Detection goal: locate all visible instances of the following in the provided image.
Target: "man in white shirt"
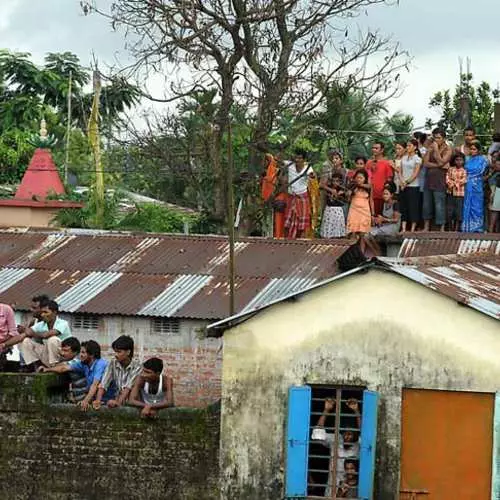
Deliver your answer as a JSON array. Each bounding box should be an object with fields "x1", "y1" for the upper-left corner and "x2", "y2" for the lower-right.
[
  {"x1": 19, "y1": 300, "x2": 72, "y2": 370},
  {"x1": 282, "y1": 148, "x2": 316, "y2": 238}
]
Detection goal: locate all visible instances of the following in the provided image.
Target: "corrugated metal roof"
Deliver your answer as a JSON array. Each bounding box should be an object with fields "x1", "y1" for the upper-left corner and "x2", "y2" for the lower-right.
[
  {"x1": 0, "y1": 268, "x2": 35, "y2": 294},
  {"x1": 383, "y1": 254, "x2": 500, "y2": 319},
  {"x1": 56, "y1": 272, "x2": 122, "y2": 312},
  {"x1": 398, "y1": 233, "x2": 500, "y2": 258},
  {"x1": 0, "y1": 229, "x2": 352, "y2": 319},
  {"x1": 138, "y1": 274, "x2": 212, "y2": 317}
]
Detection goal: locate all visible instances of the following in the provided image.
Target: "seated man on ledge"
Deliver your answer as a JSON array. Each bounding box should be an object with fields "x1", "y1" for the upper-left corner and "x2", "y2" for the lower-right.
[
  {"x1": 20, "y1": 300, "x2": 72, "y2": 371},
  {"x1": 93, "y1": 335, "x2": 141, "y2": 410},
  {"x1": 129, "y1": 357, "x2": 174, "y2": 418},
  {"x1": 42, "y1": 339, "x2": 114, "y2": 408}
]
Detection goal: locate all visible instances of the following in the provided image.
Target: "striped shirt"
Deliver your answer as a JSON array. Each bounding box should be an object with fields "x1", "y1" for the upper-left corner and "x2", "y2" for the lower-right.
[{"x1": 100, "y1": 358, "x2": 142, "y2": 393}]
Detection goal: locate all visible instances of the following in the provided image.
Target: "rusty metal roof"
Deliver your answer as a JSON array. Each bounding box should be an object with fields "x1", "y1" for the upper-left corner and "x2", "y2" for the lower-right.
[
  {"x1": 382, "y1": 254, "x2": 500, "y2": 319},
  {"x1": 398, "y1": 232, "x2": 500, "y2": 258},
  {"x1": 208, "y1": 253, "x2": 500, "y2": 335},
  {"x1": 0, "y1": 228, "x2": 351, "y2": 319}
]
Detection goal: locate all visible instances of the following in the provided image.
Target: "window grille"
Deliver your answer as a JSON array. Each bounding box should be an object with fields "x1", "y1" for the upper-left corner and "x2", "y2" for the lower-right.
[
  {"x1": 286, "y1": 384, "x2": 379, "y2": 499},
  {"x1": 151, "y1": 318, "x2": 180, "y2": 335},
  {"x1": 72, "y1": 314, "x2": 100, "y2": 330}
]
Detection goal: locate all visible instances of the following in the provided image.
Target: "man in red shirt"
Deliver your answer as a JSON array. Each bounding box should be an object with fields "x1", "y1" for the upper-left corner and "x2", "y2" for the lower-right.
[{"x1": 366, "y1": 142, "x2": 394, "y2": 215}]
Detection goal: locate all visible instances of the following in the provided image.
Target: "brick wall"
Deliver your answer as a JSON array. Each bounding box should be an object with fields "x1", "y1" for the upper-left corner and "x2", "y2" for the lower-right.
[
  {"x1": 0, "y1": 374, "x2": 220, "y2": 500},
  {"x1": 16, "y1": 313, "x2": 222, "y2": 408}
]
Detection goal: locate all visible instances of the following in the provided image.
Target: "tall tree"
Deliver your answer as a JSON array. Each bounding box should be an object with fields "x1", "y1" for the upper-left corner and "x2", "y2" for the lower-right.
[
  {"x1": 426, "y1": 72, "x2": 500, "y2": 140},
  {"x1": 82, "y1": 0, "x2": 409, "y2": 218}
]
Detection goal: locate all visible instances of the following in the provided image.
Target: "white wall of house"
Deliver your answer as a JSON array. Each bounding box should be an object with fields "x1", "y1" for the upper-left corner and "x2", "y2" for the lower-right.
[{"x1": 219, "y1": 269, "x2": 500, "y2": 499}]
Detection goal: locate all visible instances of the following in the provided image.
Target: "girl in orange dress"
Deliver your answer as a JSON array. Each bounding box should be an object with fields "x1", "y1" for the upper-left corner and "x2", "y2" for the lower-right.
[
  {"x1": 347, "y1": 169, "x2": 373, "y2": 235},
  {"x1": 261, "y1": 153, "x2": 287, "y2": 238}
]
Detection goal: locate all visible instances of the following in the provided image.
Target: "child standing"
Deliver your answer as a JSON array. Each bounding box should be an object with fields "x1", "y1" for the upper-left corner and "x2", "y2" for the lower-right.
[
  {"x1": 347, "y1": 169, "x2": 372, "y2": 235},
  {"x1": 488, "y1": 155, "x2": 500, "y2": 232},
  {"x1": 446, "y1": 152, "x2": 467, "y2": 232},
  {"x1": 320, "y1": 172, "x2": 347, "y2": 238}
]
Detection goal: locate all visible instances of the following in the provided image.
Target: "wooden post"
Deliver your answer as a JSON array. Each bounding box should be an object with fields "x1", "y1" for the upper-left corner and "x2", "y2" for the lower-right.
[
  {"x1": 227, "y1": 121, "x2": 236, "y2": 316},
  {"x1": 64, "y1": 71, "x2": 73, "y2": 184}
]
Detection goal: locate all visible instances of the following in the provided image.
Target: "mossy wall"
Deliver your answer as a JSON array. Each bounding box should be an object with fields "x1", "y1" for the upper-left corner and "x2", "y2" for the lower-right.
[{"x1": 0, "y1": 374, "x2": 220, "y2": 500}]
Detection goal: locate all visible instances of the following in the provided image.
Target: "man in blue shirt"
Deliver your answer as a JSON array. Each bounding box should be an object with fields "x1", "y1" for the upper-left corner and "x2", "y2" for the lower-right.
[{"x1": 44, "y1": 339, "x2": 114, "y2": 409}]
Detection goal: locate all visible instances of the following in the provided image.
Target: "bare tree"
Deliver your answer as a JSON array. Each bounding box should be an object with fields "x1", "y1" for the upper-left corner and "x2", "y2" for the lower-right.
[{"x1": 82, "y1": 0, "x2": 409, "y2": 213}]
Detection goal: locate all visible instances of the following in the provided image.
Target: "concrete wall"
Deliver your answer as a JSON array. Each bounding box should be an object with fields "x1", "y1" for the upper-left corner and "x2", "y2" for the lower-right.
[
  {"x1": 220, "y1": 269, "x2": 500, "y2": 499},
  {"x1": 0, "y1": 374, "x2": 220, "y2": 500},
  {"x1": 15, "y1": 313, "x2": 222, "y2": 408},
  {"x1": 0, "y1": 206, "x2": 58, "y2": 227}
]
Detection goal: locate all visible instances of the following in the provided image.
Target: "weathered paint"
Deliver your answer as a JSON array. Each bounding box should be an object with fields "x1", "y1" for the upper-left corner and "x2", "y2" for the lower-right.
[
  {"x1": 220, "y1": 269, "x2": 500, "y2": 499},
  {"x1": 493, "y1": 393, "x2": 500, "y2": 500},
  {"x1": 400, "y1": 388, "x2": 494, "y2": 499}
]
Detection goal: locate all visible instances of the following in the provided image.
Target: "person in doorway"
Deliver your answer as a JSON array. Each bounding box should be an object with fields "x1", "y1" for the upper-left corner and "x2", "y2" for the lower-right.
[
  {"x1": 320, "y1": 172, "x2": 347, "y2": 238},
  {"x1": 129, "y1": 357, "x2": 174, "y2": 418},
  {"x1": 336, "y1": 459, "x2": 359, "y2": 498},
  {"x1": 457, "y1": 127, "x2": 476, "y2": 157},
  {"x1": 370, "y1": 182, "x2": 401, "y2": 237},
  {"x1": 399, "y1": 139, "x2": 422, "y2": 232},
  {"x1": 423, "y1": 128, "x2": 452, "y2": 231},
  {"x1": 462, "y1": 141, "x2": 488, "y2": 232},
  {"x1": 19, "y1": 300, "x2": 71, "y2": 370},
  {"x1": 312, "y1": 398, "x2": 361, "y2": 497},
  {"x1": 0, "y1": 303, "x2": 18, "y2": 372},
  {"x1": 366, "y1": 142, "x2": 393, "y2": 215},
  {"x1": 445, "y1": 152, "x2": 467, "y2": 231},
  {"x1": 283, "y1": 148, "x2": 317, "y2": 239},
  {"x1": 93, "y1": 335, "x2": 141, "y2": 409},
  {"x1": 487, "y1": 155, "x2": 500, "y2": 232}
]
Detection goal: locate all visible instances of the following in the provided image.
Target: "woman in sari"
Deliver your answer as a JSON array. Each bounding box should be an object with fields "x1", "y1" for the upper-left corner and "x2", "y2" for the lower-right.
[
  {"x1": 261, "y1": 153, "x2": 287, "y2": 238},
  {"x1": 462, "y1": 141, "x2": 488, "y2": 232}
]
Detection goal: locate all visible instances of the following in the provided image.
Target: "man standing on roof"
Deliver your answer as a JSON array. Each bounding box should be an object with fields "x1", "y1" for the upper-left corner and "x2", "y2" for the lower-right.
[
  {"x1": 19, "y1": 299, "x2": 72, "y2": 371},
  {"x1": 366, "y1": 142, "x2": 394, "y2": 216}
]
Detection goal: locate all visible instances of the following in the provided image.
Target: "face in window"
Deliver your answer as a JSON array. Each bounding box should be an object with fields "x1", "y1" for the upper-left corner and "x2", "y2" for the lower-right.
[{"x1": 344, "y1": 461, "x2": 358, "y2": 482}]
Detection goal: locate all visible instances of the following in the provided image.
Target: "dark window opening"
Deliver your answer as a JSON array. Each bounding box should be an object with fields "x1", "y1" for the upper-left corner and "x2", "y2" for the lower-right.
[{"x1": 307, "y1": 385, "x2": 365, "y2": 499}]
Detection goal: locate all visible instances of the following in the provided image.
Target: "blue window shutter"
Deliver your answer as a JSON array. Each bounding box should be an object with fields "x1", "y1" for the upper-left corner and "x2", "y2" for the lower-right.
[
  {"x1": 285, "y1": 385, "x2": 311, "y2": 498},
  {"x1": 358, "y1": 390, "x2": 380, "y2": 500},
  {"x1": 492, "y1": 392, "x2": 500, "y2": 500}
]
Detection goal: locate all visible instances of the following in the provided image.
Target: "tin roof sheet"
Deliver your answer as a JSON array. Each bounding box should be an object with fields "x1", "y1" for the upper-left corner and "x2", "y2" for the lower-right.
[
  {"x1": 0, "y1": 229, "x2": 351, "y2": 319},
  {"x1": 383, "y1": 254, "x2": 500, "y2": 320},
  {"x1": 398, "y1": 232, "x2": 500, "y2": 258}
]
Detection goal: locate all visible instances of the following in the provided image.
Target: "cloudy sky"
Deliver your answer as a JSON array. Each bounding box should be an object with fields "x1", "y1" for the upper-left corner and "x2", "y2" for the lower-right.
[{"x1": 2, "y1": 0, "x2": 499, "y2": 130}]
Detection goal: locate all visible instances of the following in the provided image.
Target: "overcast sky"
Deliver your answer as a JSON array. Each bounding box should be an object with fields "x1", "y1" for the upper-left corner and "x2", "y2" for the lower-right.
[{"x1": 2, "y1": 0, "x2": 499, "y2": 130}]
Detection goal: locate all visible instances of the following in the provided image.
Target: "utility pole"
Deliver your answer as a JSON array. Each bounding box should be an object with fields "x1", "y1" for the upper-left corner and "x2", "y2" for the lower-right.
[
  {"x1": 227, "y1": 120, "x2": 236, "y2": 316},
  {"x1": 64, "y1": 71, "x2": 73, "y2": 184}
]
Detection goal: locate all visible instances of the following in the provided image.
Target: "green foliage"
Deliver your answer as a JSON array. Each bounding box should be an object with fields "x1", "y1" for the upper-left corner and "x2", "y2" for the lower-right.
[
  {"x1": 426, "y1": 72, "x2": 500, "y2": 139},
  {"x1": 118, "y1": 203, "x2": 193, "y2": 233}
]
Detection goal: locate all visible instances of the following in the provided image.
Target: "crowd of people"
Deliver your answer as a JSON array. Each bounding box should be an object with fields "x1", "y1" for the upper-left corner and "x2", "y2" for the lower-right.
[
  {"x1": 0, "y1": 297, "x2": 173, "y2": 417},
  {"x1": 261, "y1": 128, "x2": 500, "y2": 241}
]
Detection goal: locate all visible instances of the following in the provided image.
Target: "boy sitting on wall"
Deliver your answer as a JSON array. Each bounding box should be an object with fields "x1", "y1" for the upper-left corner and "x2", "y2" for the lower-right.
[
  {"x1": 129, "y1": 357, "x2": 174, "y2": 418},
  {"x1": 93, "y1": 335, "x2": 141, "y2": 410}
]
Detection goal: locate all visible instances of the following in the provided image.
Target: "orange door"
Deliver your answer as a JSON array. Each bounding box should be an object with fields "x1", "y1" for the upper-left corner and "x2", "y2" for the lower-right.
[{"x1": 400, "y1": 388, "x2": 494, "y2": 500}]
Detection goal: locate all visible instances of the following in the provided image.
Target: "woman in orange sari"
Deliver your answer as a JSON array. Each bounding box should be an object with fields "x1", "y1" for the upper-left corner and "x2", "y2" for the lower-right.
[{"x1": 261, "y1": 153, "x2": 287, "y2": 238}]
